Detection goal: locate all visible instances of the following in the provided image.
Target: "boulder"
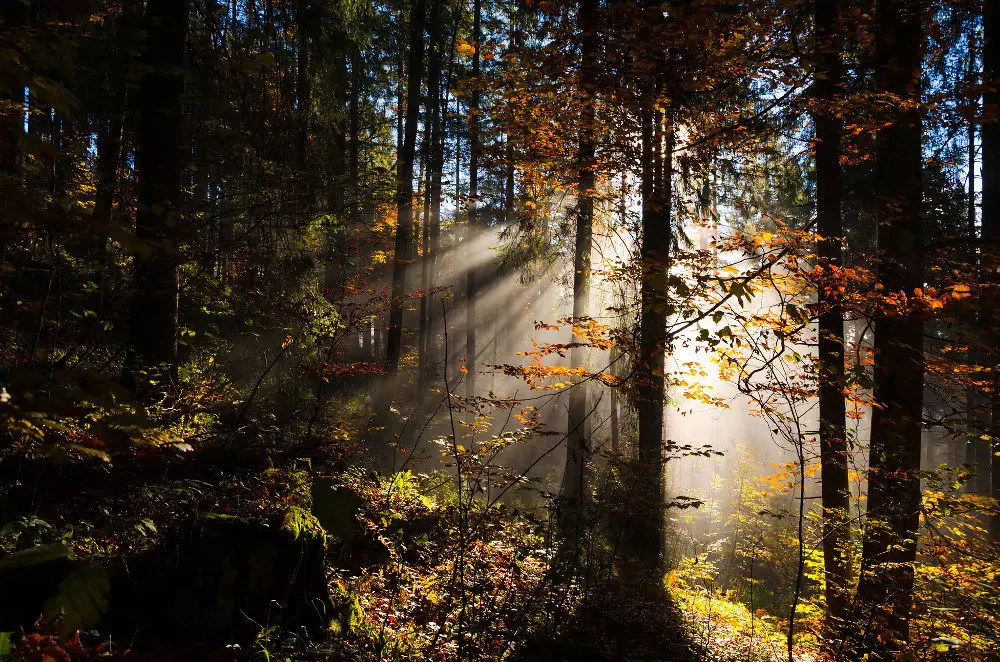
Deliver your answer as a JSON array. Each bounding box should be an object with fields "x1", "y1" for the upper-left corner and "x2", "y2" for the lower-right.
[
  {"x1": 310, "y1": 478, "x2": 362, "y2": 543},
  {"x1": 0, "y1": 544, "x2": 110, "y2": 639},
  {"x1": 311, "y1": 479, "x2": 389, "y2": 570},
  {"x1": 111, "y1": 511, "x2": 331, "y2": 647}
]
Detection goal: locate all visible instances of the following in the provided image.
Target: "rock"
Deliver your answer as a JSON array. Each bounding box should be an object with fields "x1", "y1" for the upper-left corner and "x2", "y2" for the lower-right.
[
  {"x1": 111, "y1": 511, "x2": 331, "y2": 648},
  {"x1": 310, "y1": 478, "x2": 362, "y2": 543},
  {"x1": 311, "y1": 479, "x2": 391, "y2": 571},
  {"x1": 0, "y1": 544, "x2": 110, "y2": 640},
  {"x1": 0, "y1": 544, "x2": 75, "y2": 634}
]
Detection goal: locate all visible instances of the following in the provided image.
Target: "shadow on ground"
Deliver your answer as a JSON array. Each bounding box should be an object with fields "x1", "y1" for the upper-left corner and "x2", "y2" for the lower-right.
[{"x1": 514, "y1": 581, "x2": 700, "y2": 662}]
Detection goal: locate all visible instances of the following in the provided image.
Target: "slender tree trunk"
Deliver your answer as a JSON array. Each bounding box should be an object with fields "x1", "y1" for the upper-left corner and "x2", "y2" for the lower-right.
[
  {"x1": 93, "y1": 113, "x2": 124, "y2": 228},
  {"x1": 419, "y1": 0, "x2": 443, "y2": 387},
  {"x1": 465, "y1": 0, "x2": 482, "y2": 398},
  {"x1": 350, "y1": 50, "x2": 361, "y2": 224},
  {"x1": 984, "y1": 0, "x2": 1000, "y2": 538},
  {"x1": 325, "y1": 38, "x2": 348, "y2": 297},
  {"x1": 123, "y1": 0, "x2": 189, "y2": 395},
  {"x1": 385, "y1": 0, "x2": 427, "y2": 375},
  {"x1": 814, "y1": 0, "x2": 851, "y2": 634},
  {"x1": 0, "y1": 1, "x2": 27, "y2": 194},
  {"x1": 854, "y1": 0, "x2": 925, "y2": 652},
  {"x1": 295, "y1": 0, "x2": 311, "y2": 158},
  {"x1": 966, "y1": 30, "x2": 988, "y2": 496},
  {"x1": 610, "y1": 346, "x2": 621, "y2": 455},
  {"x1": 562, "y1": 0, "x2": 598, "y2": 529}
]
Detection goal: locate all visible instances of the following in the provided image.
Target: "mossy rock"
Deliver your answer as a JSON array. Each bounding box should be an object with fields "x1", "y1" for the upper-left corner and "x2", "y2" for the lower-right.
[
  {"x1": 281, "y1": 505, "x2": 326, "y2": 541},
  {"x1": 111, "y1": 513, "x2": 332, "y2": 647}
]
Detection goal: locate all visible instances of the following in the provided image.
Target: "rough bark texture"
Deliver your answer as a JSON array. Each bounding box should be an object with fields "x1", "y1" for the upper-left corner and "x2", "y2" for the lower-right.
[
  {"x1": 854, "y1": 0, "x2": 925, "y2": 652},
  {"x1": 813, "y1": 0, "x2": 851, "y2": 633}
]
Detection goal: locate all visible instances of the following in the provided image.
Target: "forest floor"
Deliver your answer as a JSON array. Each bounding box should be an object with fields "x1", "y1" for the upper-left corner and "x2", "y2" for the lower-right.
[
  {"x1": 0, "y1": 438, "x2": 798, "y2": 662},
  {"x1": 514, "y1": 586, "x2": 699, "y2": 661}
]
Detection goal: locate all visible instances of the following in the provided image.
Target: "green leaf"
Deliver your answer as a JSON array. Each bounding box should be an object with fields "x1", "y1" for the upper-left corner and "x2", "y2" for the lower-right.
[
  {"x1": 0, "y1": 631, "x2": 13, "y2": 659},
  {"x1": 43, "y1": 565, "x2": 110, "y2": 638}
]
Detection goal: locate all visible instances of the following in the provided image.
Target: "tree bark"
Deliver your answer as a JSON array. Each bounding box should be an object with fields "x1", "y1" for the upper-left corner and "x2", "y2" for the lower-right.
[
  {"x1": 122, "y1": 0, "x2": 189, "y2": 395},
  {"x1": 634, "y1": 100, "x2": 671, "y2": 569},
  {"x1": 854, "y1": 0, "x2": 925, "y2": 652},
  {"x1": 813, "y1": 0, "x2": 851, "y2": 634},
  {"x1": 418, "y1": 0, "x2": 443, "y2": 387},
  {"x1": 562, "y1": 0, "x2": 598, "y2": 529},
  {"x1": 385, "y1": 0, "x2": 427, "y2": 375},
  {"x1": 984, "y1": 0, "x2": 1000, "y2": 538},
  {"x1": 465, "y1": 0, "x2": 482, "y2": 398}
]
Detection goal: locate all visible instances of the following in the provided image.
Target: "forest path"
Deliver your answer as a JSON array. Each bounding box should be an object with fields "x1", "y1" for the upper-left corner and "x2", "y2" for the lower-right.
[{"x1": 514, "y1": 583, "x2": 700, "y2": 661}]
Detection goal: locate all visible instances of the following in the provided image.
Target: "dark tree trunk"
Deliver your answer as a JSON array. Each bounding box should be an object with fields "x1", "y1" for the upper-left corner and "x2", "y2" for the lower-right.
[
  {"x1": 854, "y1": 0, "x2": 925, "y2": 652},
  {"x1": 122, "y1": 0, "x2": 189, "y2": 395},
  {"x1": 562, "y1": 0, "x2": 597, "y2": 529},
  {"x1": 385, "y1": 0, "x2": 427, "y2": 375},
  {"x1": 813, "y1": 0, "x2": 851, "y2": 634},
  {"x1": 966, "y1": 29, "x2": 990, "y2": 497},
  {"x1": 984, "y1": 0, "x2": 1000, "y2": 538},
  {"x1": 465, "y1": 0, "x2": 482, "y2": 398},
  {"x1": 418, "y1": 0, "x2": 443, "y2": 387},
  {"x1": 325, "y1": 42, "x2": 348, "y2": 298},
  {"x1": 634, "y1": 100, "x2": 671, "y2": 569},
  {"x1": 92, "y1": 112, "x2": 124, "y2": 229},
  {"x1": 295, "y1": 0, "x2": 311, "y2": 158}
]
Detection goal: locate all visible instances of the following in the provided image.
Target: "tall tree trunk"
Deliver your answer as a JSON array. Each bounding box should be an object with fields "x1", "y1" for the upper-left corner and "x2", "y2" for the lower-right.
[
  {"x1": 813, "y1": 0, "x2": 850, "y2": 634},
  {"x1": 465, "y1": 0, "x2": 482, "y2": 398},
  {"x1": 385, "y1": 0, "x2": 427, "y2": 375},
  {"x1": 0, "y1": 0, "x2": 27, "y2": 197},
  {"x1": 854, "y1": 0, "x2": 924, "y2": 652},
  {"x1": 350, "y1": 50, "x2": 361, "y2": 225},
  {"x1": 123, "y1": 0, "x2": 189, "y2": 395},
  {"x1": 419, "y1": 0, "x2": 443, "y2": 387},
  {"x1": 324, "y1": 25, "x2": 348, "y2": 298},
  {"x1": 562, "y1": 0, "x2": 597, "y2": 530},
  {"x1": 966, "y1": 29, "x2": 989, "y2": 496},
  {"x1": 295, "y1": 0, "x2": 311, "y2": 158},
  {"x1": 634, "y1": 99, "x2": 671, "y2": 569},
  {"x1": 984, "y1": 0, "x2": 1000, "y2": 538}
]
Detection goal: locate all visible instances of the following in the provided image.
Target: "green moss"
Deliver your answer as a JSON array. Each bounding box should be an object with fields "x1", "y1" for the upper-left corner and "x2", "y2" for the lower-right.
[
  {"x1": 281, "y1": 505, "x2": 326, "y2": 542},
  {"x1": 200, "y1": 511, "x2": 253, "y2": 525},
  {"x1": 329, "y1": 580, "x2": 363, "y2": 636}
]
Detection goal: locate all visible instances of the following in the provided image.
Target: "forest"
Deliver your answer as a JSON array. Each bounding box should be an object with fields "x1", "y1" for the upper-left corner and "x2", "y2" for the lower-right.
[{"x1": 0, "y1": 0, "x2": 998, "y2": 659}]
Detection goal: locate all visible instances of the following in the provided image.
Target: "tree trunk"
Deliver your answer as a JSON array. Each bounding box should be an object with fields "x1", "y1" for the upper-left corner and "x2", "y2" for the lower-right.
[
  {"x1": 854, "y1": 0, "x2": 924, "y2": 652},
  {"x1": 813, "y1": 0, "x2": 851, "y2": 634},
  {"x1": 122, "y1": 0, "x2": 189, "y2": 395},
  {"x1": 295, "y1": 0, "x2": 311, "y2": 158},
  {"x1": 385, "y1": 0, "x2": 427, "y2": 375},
  {"x1": 418, "y1": 0, "x2": 442, "y2": 386},
  {"x1": 465, "y1": 0, "x2": 482, "y2": 398},
  {"x1": 984, "y1": 0, "x2": 1000, "y2": 538},
  {"x1": 966, "y1": 29, "x2": 991, "y2": 497},
  {"x1": 634, "y1": 100, "x2": 671, "y2": 569},
  {"x1": 324, "y1": 34, "x2": 348, "y2": 299},
  {"x1": 562, "y1": 0, "x2": 597, "y2": 531}
]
